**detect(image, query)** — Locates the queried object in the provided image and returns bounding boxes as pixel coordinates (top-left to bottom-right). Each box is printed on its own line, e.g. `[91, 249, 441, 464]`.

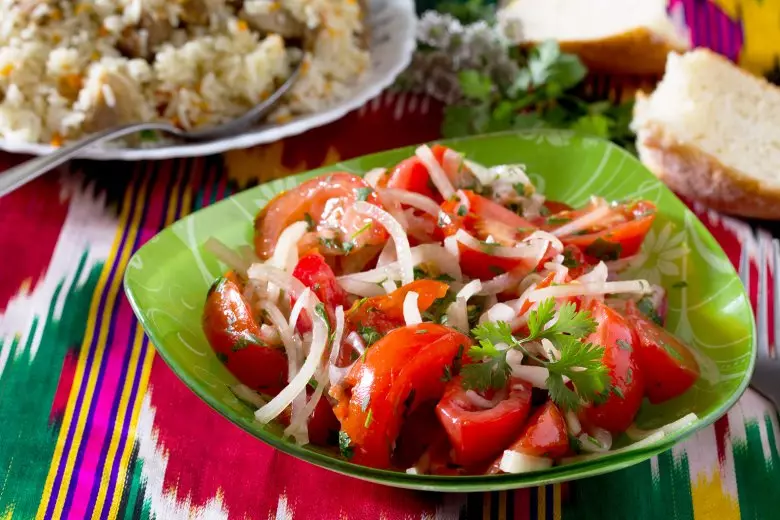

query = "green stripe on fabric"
[562, 451, 694, 520]
[119, 442, 152, 520]
[735, 415, 780, 520]
[0, 255, 100, 520]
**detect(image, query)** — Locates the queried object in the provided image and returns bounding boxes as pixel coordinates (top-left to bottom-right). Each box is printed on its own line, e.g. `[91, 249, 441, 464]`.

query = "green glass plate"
[124, 130, 755, 492]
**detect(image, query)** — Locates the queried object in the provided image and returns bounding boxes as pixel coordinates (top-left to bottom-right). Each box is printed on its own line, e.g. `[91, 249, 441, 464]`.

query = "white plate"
[0, 0, 416, 161]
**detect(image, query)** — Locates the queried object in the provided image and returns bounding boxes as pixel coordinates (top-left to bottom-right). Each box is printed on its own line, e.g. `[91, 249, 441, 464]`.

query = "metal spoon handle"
[0, 122, 176, 197]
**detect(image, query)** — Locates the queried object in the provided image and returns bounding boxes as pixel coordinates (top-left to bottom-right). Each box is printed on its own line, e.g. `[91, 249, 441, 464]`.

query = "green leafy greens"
[462, 298, 610, 411]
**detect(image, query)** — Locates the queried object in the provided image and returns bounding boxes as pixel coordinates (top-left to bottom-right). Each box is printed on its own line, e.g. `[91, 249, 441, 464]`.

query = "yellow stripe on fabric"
[482, 492, 491, 520]
[49, 176, 150, 520]
[690, 471, 741, 520]
[553, 484, 561, 520]
[497, 491, 507, 520]
[104, 170, 189, 520]
[35, 183, 137, 520]
[537, 487, 546, 520]
[90, 325, 146, 520]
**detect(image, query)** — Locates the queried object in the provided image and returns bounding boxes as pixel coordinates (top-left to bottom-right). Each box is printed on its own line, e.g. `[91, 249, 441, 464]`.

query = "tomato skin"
[253, 172, 388, 259]
[581, 301, 645, 433]
[307, 392, 341, 447]
[291, 252, 348, 333]
[386, 144, 449, 200]
[624, 301, 700, 404]
[330, 324, 471, 469]
[544, 201, 656, 261]
[507, 401, 569, 459]
[436, 377, 533, 466]
[440, 190, 540, 280]
[202, 276, 288, 394]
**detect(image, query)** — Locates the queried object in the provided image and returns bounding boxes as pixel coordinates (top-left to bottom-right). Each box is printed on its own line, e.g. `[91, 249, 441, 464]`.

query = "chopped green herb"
[342, 241, 355, 254]
[586, 434, 602, 447]
[512, 183, 526, 196]
[637, 297, 663, 326]
[319, 237, 341, 250]
[612, 386, 625, 399]
[585, 238, 622, 262]
[231, 333, 264, 352]
[441, 364, 453, 382]
[562, 249, 581, 268]
[415, 329, 429, 334]
[139, 129, 158, 142]
[216, 352, 228, 364]
[437, 212, 450, 228]
[616, 339, 632, 352]
[338, 431, 354, 459]
[457, 205, 468, 216]
[364, 409, 374, 428]
[672, 281, 688, 289]
[625, 367, 633, 385]
[661, 342, 685, 362]
[351, 222, 372, 239]
[436, 273, 456, 282]
[358, 324, 381, 346]
[421, 290, 457, 324]
[546, 216, 572, 225]
[312, 283, 321, 292]
[488, 265, 506, 275]
[303, 213, 316, 231]
[356, 187, 373, 201]
[315, 303, 331, 331]
[413, 266, 429, 280]
[539, 205, 551, 217]
[568, 434, 582, 454]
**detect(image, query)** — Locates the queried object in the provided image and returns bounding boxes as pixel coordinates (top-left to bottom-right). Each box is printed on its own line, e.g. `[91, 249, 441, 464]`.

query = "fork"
[739, 232, 780, 410]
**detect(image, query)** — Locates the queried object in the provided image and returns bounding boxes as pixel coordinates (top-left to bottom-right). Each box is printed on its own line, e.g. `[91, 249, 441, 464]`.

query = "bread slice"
[498, 0, 689, 75]
[633, 49, 780, 220]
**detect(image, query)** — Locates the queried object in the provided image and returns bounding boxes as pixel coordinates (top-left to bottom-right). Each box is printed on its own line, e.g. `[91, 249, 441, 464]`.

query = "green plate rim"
[124, 129, 756, 491]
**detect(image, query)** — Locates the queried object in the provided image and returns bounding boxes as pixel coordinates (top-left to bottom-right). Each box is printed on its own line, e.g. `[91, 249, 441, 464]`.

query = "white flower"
[417, 11, 463, 49]
[629, 223, 688, 284]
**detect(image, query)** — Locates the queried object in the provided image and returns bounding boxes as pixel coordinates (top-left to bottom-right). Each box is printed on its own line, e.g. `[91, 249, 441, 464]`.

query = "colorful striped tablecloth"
[2, 1, 780, 518]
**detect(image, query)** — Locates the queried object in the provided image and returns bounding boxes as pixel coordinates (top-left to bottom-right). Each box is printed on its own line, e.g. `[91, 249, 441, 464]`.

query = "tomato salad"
[202, 144, 700, 475]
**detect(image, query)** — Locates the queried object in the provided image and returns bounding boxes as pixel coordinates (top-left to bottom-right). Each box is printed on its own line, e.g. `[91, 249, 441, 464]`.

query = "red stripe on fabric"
[50, 348, 79, 424]
[514, 488, 532, 520]
[0, 173, 69, 312]
[714, 415, 731, 467]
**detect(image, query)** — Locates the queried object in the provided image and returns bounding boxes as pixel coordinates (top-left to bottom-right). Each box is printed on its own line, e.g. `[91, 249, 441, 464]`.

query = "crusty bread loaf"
[498, 0, 689, 75]
[633, 49, 780, 220]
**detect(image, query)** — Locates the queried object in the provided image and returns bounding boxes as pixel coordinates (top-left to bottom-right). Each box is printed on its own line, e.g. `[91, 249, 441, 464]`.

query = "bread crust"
[522, 27, 688, 75]
[635, 121, 780, 219]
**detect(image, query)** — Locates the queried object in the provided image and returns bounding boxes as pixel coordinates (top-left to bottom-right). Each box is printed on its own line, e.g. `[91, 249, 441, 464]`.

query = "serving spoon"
[0, 61, 302, 198]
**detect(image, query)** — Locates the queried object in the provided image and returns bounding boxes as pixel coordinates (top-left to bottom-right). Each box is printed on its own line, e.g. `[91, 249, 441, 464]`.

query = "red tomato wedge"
[581, 301, 645, 433]
[291, 252, 348, 333]
[436, 377, 532, 466]
[330, 324, 471, 469]
[625, 300, 700, 404]
[253, 172, 388, 259]
[386, 144, 449, 200]
[307, 391, 342, 447]
[202, 275, 288, 395]
[506, 401, 569, 459]
[544, 201, 656, 261]
[440, 190, 540, 280]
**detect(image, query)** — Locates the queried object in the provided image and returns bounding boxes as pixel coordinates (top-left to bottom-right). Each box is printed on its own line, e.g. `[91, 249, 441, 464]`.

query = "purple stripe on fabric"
[59, 171, 160, 519]
[76, 162, 179, 519]
[44, 177, 144, 520]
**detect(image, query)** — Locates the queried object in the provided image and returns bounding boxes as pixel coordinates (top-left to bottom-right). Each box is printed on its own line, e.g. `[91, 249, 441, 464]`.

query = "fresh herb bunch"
[399, 1, 636, 152]
[461, 298, 611, 411]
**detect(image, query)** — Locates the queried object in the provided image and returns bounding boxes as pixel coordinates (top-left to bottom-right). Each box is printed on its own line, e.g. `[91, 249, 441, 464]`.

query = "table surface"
[2, 1, 780, 519]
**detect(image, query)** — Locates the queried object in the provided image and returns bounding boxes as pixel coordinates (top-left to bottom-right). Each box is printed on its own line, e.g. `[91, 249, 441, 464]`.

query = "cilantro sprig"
[461, 298, 610, 411]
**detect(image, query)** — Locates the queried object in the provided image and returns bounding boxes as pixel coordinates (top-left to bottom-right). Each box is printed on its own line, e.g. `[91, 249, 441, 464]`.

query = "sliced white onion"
[625, 413, 698, 441]
[528, 280, 652, 301]
[511, 365, 549, 388]
[592, 427, 613, 450]
[499, 450, 553, 474]
[403, 291, 422, 325]
[205, 237, 249, 273]
[444, 235, 460, 259]
[506, 348, 524, 372]
[465, 390, 497, 409]
[337, 244, 462, 288]
[354, 201, 414, 286]
[561, 431, 667, 465]
[479, 272, 523, 296]
[379, 188, 441, 217]
[328, 306, 346, 369]
[446, 297, 468, 333]
[416, 144, 455, 200]
[376, 240, 397, 267]
[443, 148, 463, 179]
[455, 229, 545, 259]
[265, 221, 309, 302]
[525, 230, 563, 254]
[248, 265, 329, 425]
[288, 288, 311, 330]
[344, 331, 366, 356]
[382, 279, 397, 294]
[363, 167, 387, 188]
[578, 433, 609, 453]
[480, 302, 516, 324]
[463, 159, 493, 184]
[260, 301, 301, 380]
[565, 410, 582, 436]
[286, 362, 329, 442]
[577, 261, 609, 285]
[540, 338, 560, 361]
[551, 204, 612, 237]
[544, 262, 569, 284]
[457, 279, 482, 301]
[258, 323, 281, 345]
[230, 383, 267, 408]
[337, 278, 387, 297]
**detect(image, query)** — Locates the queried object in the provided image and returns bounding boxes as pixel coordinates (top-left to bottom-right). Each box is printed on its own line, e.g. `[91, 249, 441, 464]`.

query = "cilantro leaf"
[356, 187, 373, 201]
[338, 431, 354, 459]
[471, 321, 514, 350]
[460, 348, 510, 391]
[637, 297, 663, 326]
[546, 336, 610, 409]
[358, 324, 381, 347]
[585, 238, 622, 262]
[541, 301, 597, 340]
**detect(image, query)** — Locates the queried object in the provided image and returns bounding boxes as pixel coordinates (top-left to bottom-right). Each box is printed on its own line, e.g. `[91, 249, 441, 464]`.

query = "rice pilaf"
[0, 0, 369, 145]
